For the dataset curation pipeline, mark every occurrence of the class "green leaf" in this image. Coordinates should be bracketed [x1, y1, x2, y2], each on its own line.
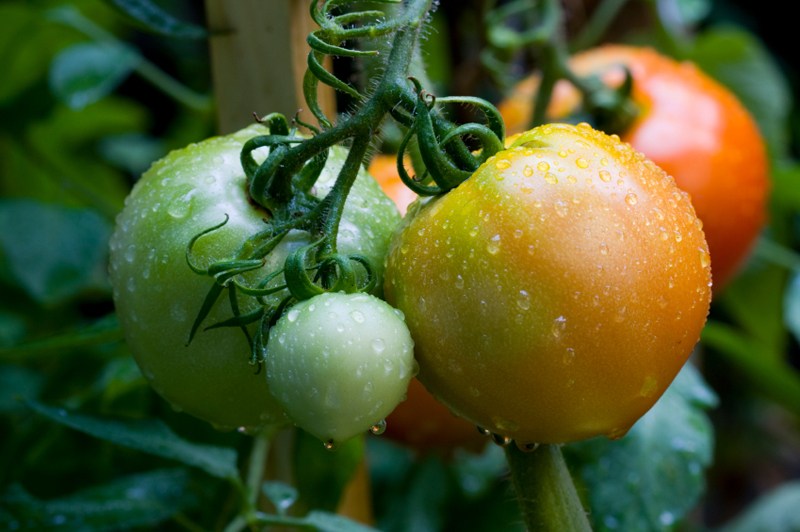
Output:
[0, 468, 196, 531]
[262, 481, 299, 516]
[0, 200, 112, 306]
[28, 401, 240, 481]
[565, 364, 717, 531]
[702, 321, 800, 416]
[49, 41, 140, 109]
[688, 27, 792, 158]
[0, 314, 122, 363]
[0, 365, 44, 414]
[105, 0, 206, 39]
[304, 510, 380, 532]
[717, 482, 800, 532]
[784, 272, 800, 345]
[713, 258, 789, 361]
[293, 429, 365, 512]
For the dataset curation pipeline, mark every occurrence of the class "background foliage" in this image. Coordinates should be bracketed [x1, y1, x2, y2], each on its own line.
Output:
[1, 0, 798, 530]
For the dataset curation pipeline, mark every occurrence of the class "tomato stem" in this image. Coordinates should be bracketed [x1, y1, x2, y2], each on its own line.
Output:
[504, 443, 592, 531]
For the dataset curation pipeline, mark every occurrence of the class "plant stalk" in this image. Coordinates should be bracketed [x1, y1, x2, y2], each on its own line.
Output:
[504, 443, 592, 531]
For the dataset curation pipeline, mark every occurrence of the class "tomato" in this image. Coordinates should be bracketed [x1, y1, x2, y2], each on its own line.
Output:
[498, 45, 769, 290]
[367, 153, 418, 216]
[370, 153, 488, 452]
[382, 378, 486, 452]
[108, 125, 402, 432]
[384, 122, 712, 445]
[265, 291, 416, 445]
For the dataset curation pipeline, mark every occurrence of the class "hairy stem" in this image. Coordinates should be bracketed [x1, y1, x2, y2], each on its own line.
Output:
[504, 444, 592, 531]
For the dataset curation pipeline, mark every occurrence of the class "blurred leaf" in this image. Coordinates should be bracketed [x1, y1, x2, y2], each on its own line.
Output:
[0, 200, 112, 306]
[0, 468, 196, 531]
[262, 481, 299, 516]
[377, 456, 450, 532]
[29, 401, 240, 481]
[92, 356, 148, 406]
[0, 101, 140, 219]
[294, 430, 365, 512]
[50, 42, 140, 110]
[451, 443, 506, 498]
[565, 364, 717, 531]
[784, 272, 800, 344]
[713, 259, 788, 361]
[716, 482, 800, 532]
[105, 0, 206, 39]
[304, 511, 379, 532]
[0, 314, 122, 362]
[771, 161, 800, 212]
[98, 132, 165, 176]
[702, 321, 800, 416]
[0, 365, 44, 414]
[688, 26, 791, 158]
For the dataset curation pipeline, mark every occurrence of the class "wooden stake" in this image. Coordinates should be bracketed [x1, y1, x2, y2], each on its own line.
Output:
[204, 0, 335, 134]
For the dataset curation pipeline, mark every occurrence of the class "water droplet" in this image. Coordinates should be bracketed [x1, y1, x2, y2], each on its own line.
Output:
[599, 243, 609, 256]
[699, 247, 711, 268]
[476, 426, 491, 436]
[516, 290, 531, 311]
[167, 189, 196, 219]
[551, 315, 567, 338]
[607, 427, 629, 440]
[286, 308, 300, 322]
[640, 375, 658, 397]
[350, 310, 365, 323]
[625, 192, 638, 206]
[454, 274, 465, 289]
[124, 244, 136, 263]
[523, 165, 534, 177]
[537, 161, 550, 172]
[323, 440, 336, 451]
[372, 338, 385, 354]
[495, 159, 511, 170]
[516, 441, 539, 452]
[487, 234, 501, 255]
[598, 169, 612, 182]
[544, 172, 558, 185]
[369, 419, 387, 435]
[554, 199, 568, 217]
[491, 433, 512, 446]
[563, 347, 576, 365]
[659, 512, 675, 526]
[576, 157, 589, 169]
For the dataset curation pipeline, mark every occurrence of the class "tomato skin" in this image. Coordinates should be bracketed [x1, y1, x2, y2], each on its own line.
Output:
[382, 378, 486, 452]
[499, 45, 769, 290]
[108, 125, 401, 431]
[265, 291, 416, 445]
[384, 122, 711, 445]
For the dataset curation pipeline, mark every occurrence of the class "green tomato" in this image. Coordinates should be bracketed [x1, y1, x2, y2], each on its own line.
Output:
[265, 292, 416, 445]
[108, 125, 401, 431]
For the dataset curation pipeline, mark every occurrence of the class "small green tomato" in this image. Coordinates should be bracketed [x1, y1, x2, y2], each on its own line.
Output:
[265, 291, 416, 445]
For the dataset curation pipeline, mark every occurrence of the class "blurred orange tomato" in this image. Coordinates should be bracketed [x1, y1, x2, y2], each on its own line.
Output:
[367, 154, 418, 216]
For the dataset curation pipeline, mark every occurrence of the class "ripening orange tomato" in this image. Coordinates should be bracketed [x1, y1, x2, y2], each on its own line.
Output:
[384, 123, 711, 445]
[499, 45, 769, 290]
